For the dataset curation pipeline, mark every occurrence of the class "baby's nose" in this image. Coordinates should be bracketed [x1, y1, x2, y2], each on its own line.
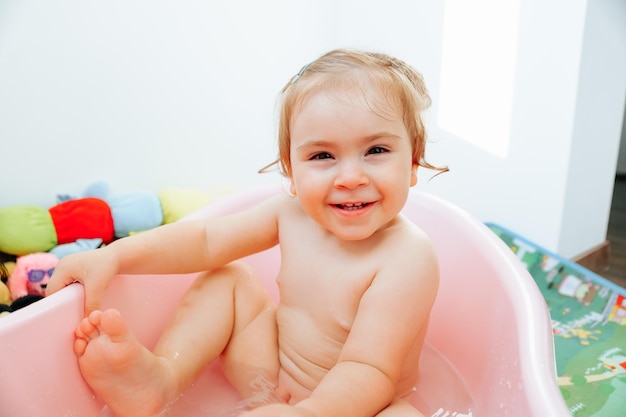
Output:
[334, 161, 369, 189]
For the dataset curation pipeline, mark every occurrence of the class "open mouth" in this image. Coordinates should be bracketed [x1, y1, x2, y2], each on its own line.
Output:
[334, 202, 372, 211]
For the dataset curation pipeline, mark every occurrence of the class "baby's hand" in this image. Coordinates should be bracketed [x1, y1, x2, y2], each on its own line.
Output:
[239, 404, 316, 417]
[46, 248, 119, 316]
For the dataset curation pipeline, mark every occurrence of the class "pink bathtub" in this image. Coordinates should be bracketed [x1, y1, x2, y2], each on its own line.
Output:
[0, 184, 570, 417]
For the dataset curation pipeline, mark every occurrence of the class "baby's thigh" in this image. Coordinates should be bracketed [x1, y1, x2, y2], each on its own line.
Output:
[220, 262, 280, 405]
[376, 398, 424, 417]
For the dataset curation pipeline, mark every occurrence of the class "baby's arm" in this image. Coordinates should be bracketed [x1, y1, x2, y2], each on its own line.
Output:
[46, 195, 284, 314]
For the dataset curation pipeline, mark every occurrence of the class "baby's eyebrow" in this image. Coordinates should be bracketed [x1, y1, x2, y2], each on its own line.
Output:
[295, 139, 334, 151]
[296, 133, 402, 151]
[362, 133, 403, 143]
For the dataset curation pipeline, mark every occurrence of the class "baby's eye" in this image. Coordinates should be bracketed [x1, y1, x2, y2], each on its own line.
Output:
[367, 146, 389, 155]
[310, 152, 333, 160]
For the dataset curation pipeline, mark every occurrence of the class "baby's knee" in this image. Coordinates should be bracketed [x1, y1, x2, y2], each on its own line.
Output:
[208, 261, 275, 320]
[222, 260, 254, 276]
[205, 261, 254, 280]
[195, 261, 255, 290]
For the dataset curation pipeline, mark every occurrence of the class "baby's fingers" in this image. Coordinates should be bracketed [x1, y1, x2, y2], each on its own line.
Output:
[82, 278, 109, 316]
[45, 250, 115, 316]
[46, 269, 78, 297]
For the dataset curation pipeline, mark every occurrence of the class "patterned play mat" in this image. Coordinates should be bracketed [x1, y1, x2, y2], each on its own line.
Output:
[487, 224, 626, 417]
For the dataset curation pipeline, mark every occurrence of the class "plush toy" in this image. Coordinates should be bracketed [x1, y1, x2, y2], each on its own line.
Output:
[0, 262, 11, 306]
[7, 253, 59, 301]
[0, 198, 113, 256]
[0, 280, 10, 307]
[63, 181, 164, 239]
[1, 260, 46, 317]
[50, 238, 103, 259]
[0, 294, 44, 317]
[0, 181, 216, 256]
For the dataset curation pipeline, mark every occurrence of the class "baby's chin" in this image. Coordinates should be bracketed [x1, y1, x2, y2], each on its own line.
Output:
[328, 223, 393, 242]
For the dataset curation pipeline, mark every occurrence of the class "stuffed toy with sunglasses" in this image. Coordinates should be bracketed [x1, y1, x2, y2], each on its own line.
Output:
[7, 252, 59, 301]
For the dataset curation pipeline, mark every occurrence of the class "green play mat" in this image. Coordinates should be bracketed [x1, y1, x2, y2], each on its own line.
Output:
[488, 223, 626, 417]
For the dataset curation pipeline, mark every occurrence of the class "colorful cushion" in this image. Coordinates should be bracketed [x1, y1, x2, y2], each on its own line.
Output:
[158, 188, 211, 224]
[107, 191, 163, 237]
[49, 198, 114, 245]
[0, 206, 57, 255]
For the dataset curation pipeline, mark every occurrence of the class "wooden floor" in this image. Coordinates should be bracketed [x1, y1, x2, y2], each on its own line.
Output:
[604, 176, 626, 288]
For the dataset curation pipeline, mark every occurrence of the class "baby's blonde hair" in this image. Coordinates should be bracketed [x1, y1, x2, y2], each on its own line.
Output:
[265, 49, 447, 178]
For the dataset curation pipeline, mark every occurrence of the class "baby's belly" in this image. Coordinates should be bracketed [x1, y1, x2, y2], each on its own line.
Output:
[273, 306, 422, 404]
[277, 366, 312, 404]
[275, 308, 346, 403]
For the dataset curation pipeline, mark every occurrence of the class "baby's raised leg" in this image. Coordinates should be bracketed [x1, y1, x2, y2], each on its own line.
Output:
[152, 261, 280, 400]
[75, 262, 279, 417]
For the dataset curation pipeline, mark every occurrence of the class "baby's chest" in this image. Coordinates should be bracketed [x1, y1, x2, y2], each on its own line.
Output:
[278, 261, 374, 327]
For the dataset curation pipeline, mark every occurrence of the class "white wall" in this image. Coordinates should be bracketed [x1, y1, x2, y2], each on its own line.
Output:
[0, 0, 331, 206]
[560, 0, 626, 255]
[1, 0, 625, 258]
[617, 107, 626, 174]
[422, 0, 587, 255]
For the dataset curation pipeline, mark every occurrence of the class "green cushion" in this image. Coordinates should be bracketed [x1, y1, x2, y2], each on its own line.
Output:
[158, 188, 210, 224]
[0, 206, 57, 255]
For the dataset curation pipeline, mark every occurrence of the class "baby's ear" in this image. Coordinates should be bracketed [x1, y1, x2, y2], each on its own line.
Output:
[289, 181, 297, 196]
[410, 164, 418, 186]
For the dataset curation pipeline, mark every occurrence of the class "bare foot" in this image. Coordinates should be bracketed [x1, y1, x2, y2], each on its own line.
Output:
[75, 309, 179, 417]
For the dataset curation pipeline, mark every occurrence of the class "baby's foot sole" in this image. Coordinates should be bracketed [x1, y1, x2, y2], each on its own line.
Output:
[75, 309, 177, 417]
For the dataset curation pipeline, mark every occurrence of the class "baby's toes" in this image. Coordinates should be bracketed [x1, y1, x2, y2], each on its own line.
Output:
[75, 311, 104, 340]
[74, 336, 89, 356]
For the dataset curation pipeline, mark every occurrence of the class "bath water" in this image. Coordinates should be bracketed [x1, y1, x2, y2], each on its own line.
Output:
[104, 343, 475, 417]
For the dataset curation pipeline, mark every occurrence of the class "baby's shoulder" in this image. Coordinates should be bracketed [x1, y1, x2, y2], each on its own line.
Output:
[262, 193, 299, 210]
[386, 215, 432, 247]
[268, 194, 310, 223]
[378, 217, 437, 267]
[255, 194, 312, 238]
[251, 193, 298, 217]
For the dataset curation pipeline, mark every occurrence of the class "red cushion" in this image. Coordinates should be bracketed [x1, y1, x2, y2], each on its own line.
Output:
[49, 198, 114, 244]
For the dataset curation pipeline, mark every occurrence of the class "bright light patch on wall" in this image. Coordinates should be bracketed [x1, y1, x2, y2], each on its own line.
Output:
[438, 0, 521, 158]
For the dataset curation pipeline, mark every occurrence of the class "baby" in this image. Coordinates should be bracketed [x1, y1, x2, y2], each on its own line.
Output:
[47, 49, 446, 417]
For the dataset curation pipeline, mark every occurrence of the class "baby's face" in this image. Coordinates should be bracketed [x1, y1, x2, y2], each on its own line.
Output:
[287, 86, 417, 241]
